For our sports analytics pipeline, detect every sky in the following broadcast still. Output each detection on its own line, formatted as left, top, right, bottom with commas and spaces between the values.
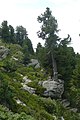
0, 0, 80, 53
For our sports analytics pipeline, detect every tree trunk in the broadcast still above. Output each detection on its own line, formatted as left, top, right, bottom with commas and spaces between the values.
51, 52, 58, 80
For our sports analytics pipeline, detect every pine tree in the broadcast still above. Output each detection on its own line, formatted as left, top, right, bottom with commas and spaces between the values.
37, 7, 60, 80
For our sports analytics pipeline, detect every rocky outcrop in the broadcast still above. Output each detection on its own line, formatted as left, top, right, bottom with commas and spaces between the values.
21, 76, 35, 94
0, 46, 9, 60
41, 78, 64, 98
28, 59, 40, 68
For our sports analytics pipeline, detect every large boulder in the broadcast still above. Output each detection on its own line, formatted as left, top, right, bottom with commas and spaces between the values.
42, 78, 64, 98
0, 46, 9, 60
28, 59, 40, 68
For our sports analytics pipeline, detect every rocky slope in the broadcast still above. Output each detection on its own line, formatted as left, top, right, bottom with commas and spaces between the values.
0, 40, 80, 120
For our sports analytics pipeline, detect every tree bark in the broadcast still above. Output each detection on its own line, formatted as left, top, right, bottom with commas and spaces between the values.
51, 52, 58, 80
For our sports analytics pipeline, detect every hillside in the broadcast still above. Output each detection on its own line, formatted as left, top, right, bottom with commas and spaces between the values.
0, 39, 80, 120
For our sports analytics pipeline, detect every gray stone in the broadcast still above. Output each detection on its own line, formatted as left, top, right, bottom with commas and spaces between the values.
16, 99, 26, 106
23, 76, 31, 84
0, 46, 9, 60
70, 108, 78, 113
12, 56, 18, 61
22, 84, 35, 94
42, 79, 64, 98
38, 81, 43, 86
61, 99, 70, 107
28, 59, 40, 68
21, 76, 35, 94
35, 63, 40, 68
61, 116, 65, 120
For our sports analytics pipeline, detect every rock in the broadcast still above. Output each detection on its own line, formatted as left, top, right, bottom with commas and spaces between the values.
28, 59, 40, 68
19, 73, 23, 77
70, 108, 78, 113
60, 99, 78, 113
21, 76, 35, 94
0, 46, 9, 60
61, 116, 65, 120
35, 63, 40, 68
23, 76, 31, 84
61, 99, 70, 107
22, 84, 35, 94
12, 56, 18, 61
42, 79, 64, 98
38, 81, 43, 86
16, 99, 26, 106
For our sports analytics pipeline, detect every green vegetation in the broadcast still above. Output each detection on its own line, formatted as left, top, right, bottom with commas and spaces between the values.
0, 7, 80, 120
0, 105, 35, 120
